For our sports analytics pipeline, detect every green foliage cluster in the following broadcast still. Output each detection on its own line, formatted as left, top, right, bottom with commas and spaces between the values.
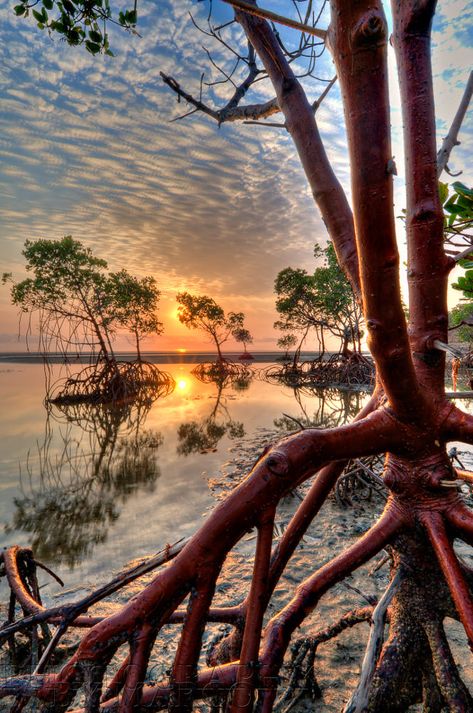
274, 242, 362, 354
3, 236, 162, 362
277, 333, 297, 354
449, 302, 473, 346
232, 327, 253, 351
441, 181, 473, 347
443, 182, 473, 298
440, 181, 473, 231
13, 0, 138, 54
108, 270, 163, 359
176, 292, 251, 360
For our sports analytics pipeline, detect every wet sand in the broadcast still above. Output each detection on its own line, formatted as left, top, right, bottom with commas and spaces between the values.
2, 428, 473, 711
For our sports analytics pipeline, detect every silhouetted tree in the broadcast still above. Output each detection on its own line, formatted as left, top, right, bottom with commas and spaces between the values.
176, 291, 247, 362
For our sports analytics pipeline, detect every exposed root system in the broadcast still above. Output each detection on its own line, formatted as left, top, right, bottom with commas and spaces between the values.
48, 360, 175, 406
192, 359, 253, 387
336, 455, 386, 507
262, 353, 375, 390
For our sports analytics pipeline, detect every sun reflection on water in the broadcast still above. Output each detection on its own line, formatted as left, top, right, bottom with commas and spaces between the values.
177, 378, 189, 392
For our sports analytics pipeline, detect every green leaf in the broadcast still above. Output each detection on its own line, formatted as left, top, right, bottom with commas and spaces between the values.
14, 4, 26, 15
85, 40, 101, 53
88, 29, 102, 42
438, 181, 449, 205
444, 204, 466, 216
453, 182, 473, 198
43, 0, 54, 9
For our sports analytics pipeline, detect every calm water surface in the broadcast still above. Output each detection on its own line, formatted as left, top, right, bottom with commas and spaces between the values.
0, 360, 369, 597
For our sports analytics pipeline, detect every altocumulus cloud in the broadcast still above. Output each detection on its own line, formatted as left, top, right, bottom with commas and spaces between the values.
0, 0, 471, 347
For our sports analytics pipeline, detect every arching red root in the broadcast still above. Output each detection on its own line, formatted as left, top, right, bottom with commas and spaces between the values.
255, 506, 401, 711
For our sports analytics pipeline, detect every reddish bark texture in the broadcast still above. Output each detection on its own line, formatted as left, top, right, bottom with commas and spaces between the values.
2, 0, 473, 711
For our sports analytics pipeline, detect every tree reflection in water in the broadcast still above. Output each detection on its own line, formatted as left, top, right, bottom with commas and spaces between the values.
274, 386, 367, 431
176, 365, 251, 456
7, 397, 164, 568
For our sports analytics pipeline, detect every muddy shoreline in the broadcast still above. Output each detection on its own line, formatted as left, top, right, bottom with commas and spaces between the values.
2, 428, 473, 711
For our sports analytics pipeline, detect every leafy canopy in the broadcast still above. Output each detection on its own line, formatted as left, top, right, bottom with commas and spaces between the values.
13, 0, 138, 55
449, 302, 473, 346
4, 236, 163, 359
444, 182, 473, 298
274, 242, 362, 347
108, 270, 163, 341
176, 292, 248, 355
4, 236, 110, 318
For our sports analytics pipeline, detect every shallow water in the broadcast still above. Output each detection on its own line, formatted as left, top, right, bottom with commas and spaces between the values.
0, 359, 369, 596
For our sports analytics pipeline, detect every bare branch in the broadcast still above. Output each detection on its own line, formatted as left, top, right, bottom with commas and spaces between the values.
437, 71, 473, 177
343, 570, 402, 713
160, 72, 219, 122
244, 120, 286, 127
161, 69, 282, 123
221, 0, 327, 40
452, 245, 473, 263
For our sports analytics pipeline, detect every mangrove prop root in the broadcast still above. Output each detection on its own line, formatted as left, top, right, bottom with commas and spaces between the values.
48, 360, 175, 406
3, 423, 473, 710
192, 360, 253, 387
262, 353, 375, 390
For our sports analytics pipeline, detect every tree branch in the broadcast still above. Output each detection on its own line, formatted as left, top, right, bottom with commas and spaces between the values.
327, 0, 425, 420
437, 70, 473, 177
236, 8, 361, 299
391, 0, 452, 395
221, 0, 327, 40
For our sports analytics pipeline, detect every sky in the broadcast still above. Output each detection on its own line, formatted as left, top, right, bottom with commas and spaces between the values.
0, 0, 471, 353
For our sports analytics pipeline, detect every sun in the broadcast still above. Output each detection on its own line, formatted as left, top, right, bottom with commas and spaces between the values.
171, 307, 182, 323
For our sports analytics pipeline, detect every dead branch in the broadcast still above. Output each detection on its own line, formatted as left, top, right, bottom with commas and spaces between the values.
343, 570, 402, 713
221, 0, 327, 39
275, 606, 374, 712
437, 70, 473, 177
